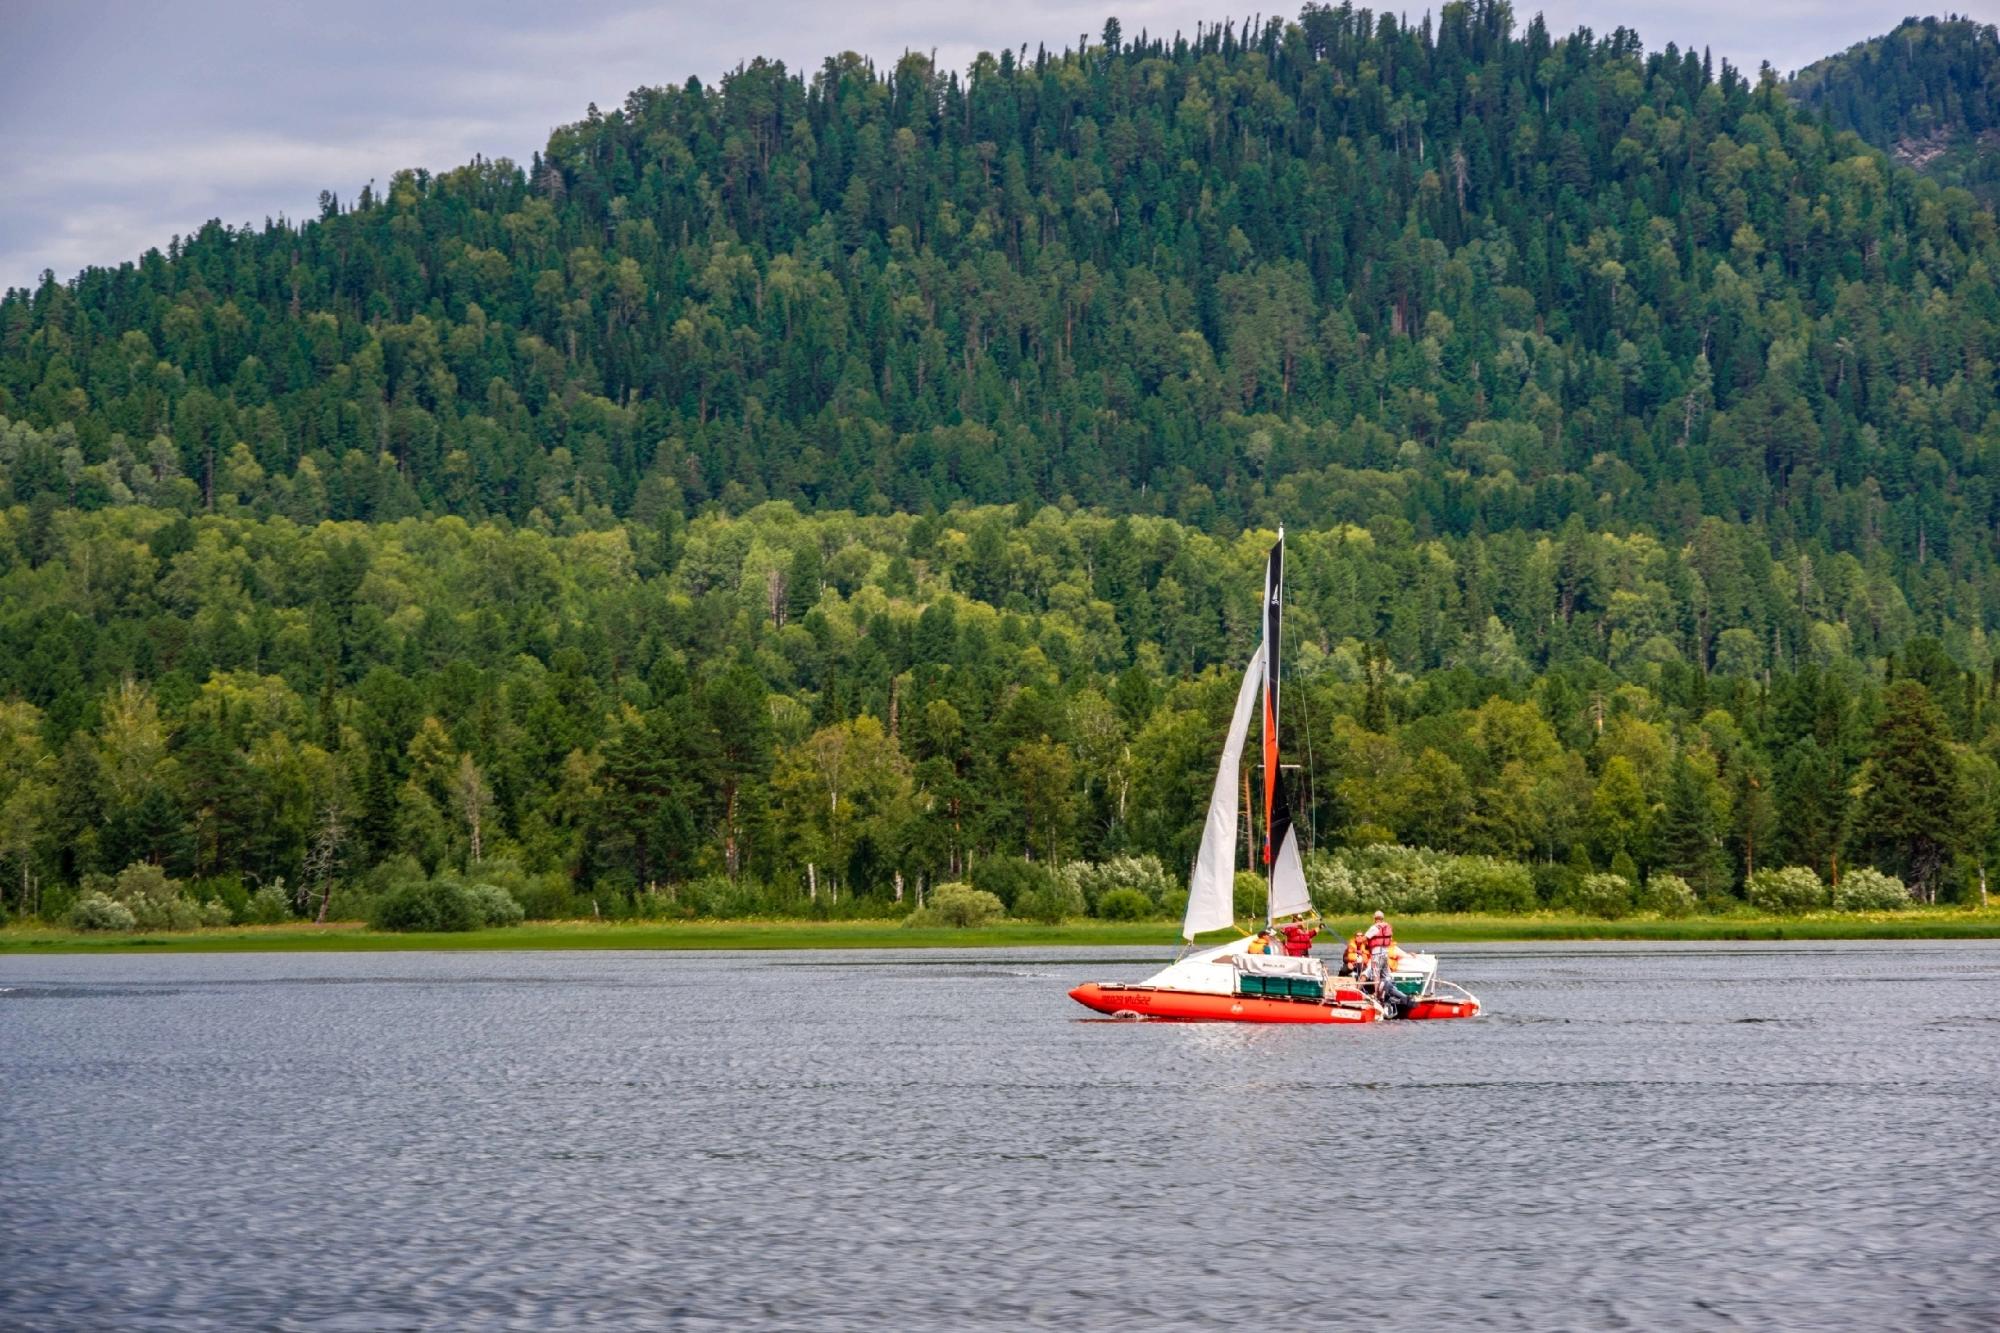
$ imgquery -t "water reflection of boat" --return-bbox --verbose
[1068,528,1479,1025]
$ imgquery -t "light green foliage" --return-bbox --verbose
[1746,866,1830,914]
[1833,867,1911,911]
[903,883,1004,928]
[1060,856,1176,916]
[459,881,525,927]
[243,883,292,925]
[1641,874,1698,918]
[1232,871,1268,920]
[67,891,137,932]
[1015,878,1085,924]
[101,862,203,930]
[1564,873,1635,920]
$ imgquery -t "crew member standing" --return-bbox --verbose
[1363,910,1395,991]
[1279,918,1318,958]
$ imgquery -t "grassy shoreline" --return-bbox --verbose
[1,908,1996,953]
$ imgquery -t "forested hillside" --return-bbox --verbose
[3,4,1999,925]
[1789,15,2000,204]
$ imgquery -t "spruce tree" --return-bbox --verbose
[1656,755,1729,901]
[1860,681,1961,902]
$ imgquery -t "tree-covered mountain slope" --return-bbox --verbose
[4,1,1999,573]
[8,6,2000,920]
[1788,15,2000,203]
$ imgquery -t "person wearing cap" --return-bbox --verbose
[1362,910,1394,993]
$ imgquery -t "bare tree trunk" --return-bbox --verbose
[309,798,347,925]
[807,862,817,903]
[723,783,740,879]
[893,869,904,903]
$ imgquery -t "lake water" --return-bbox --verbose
[2,941,1996,1330]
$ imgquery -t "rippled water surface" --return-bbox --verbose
[3,941,1997,1330]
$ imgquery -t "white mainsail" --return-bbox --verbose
[1183,644,1265,940]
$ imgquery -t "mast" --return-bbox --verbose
[1262,527,1284,929]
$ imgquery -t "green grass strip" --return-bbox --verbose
[2,908,1997,953]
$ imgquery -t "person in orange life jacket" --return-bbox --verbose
[1363,910,1394,992]
[1279,918,1318,958]
[1341,931,1369,977]
[1246,929,1276,955]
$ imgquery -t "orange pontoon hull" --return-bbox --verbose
[1069,983,1380,1024]
[1402,995,1480,1020]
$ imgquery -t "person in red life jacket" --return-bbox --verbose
[1363,910,1394,992]
[1279,918,1318,958]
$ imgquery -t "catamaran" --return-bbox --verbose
[1068,528,1481,1024]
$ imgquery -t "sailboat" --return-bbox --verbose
[1069,529,1385,1024]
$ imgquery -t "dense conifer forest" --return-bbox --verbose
[1789,15,2000,204]
[2,3,1997,928]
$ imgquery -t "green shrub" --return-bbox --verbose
[1331,846,1443,914]
[903,882,1004,928]
[369,878,480,932]
[192,875,250,921]
[1641,873,1697,918]
[1096,887,1153,921]
[968,858,1051,912]
[685,874,765,918]
[103,862,202,929]
[1746,866,1827,914]
[1833,867,1910,911]
[243,883,293,925]
[67,891,136,932]
[1016,878,1085,923]
[511,874,582,920]
[127,895,202,931]
[1531,862,1574,909]
[1061,855,1177,914]
[1438,857,1536,913]
[199,900,233,927]
[1232,870,1267,919]
[38,883,76,924]
[1562,873,1634,919]
[1304,855,1368,912]
[460,881,525,926]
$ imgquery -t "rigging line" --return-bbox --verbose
[1296,661,1318,855]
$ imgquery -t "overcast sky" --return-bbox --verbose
[3,1,1992,292]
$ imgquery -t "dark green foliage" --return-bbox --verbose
[1859,681,1962,902]
[1094,886,1154,920]
[370,877,481,932]
[6,13,2000,924]
[967,857,1051,912]
[4,6,2000,590]
[1790,17,2000,203]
